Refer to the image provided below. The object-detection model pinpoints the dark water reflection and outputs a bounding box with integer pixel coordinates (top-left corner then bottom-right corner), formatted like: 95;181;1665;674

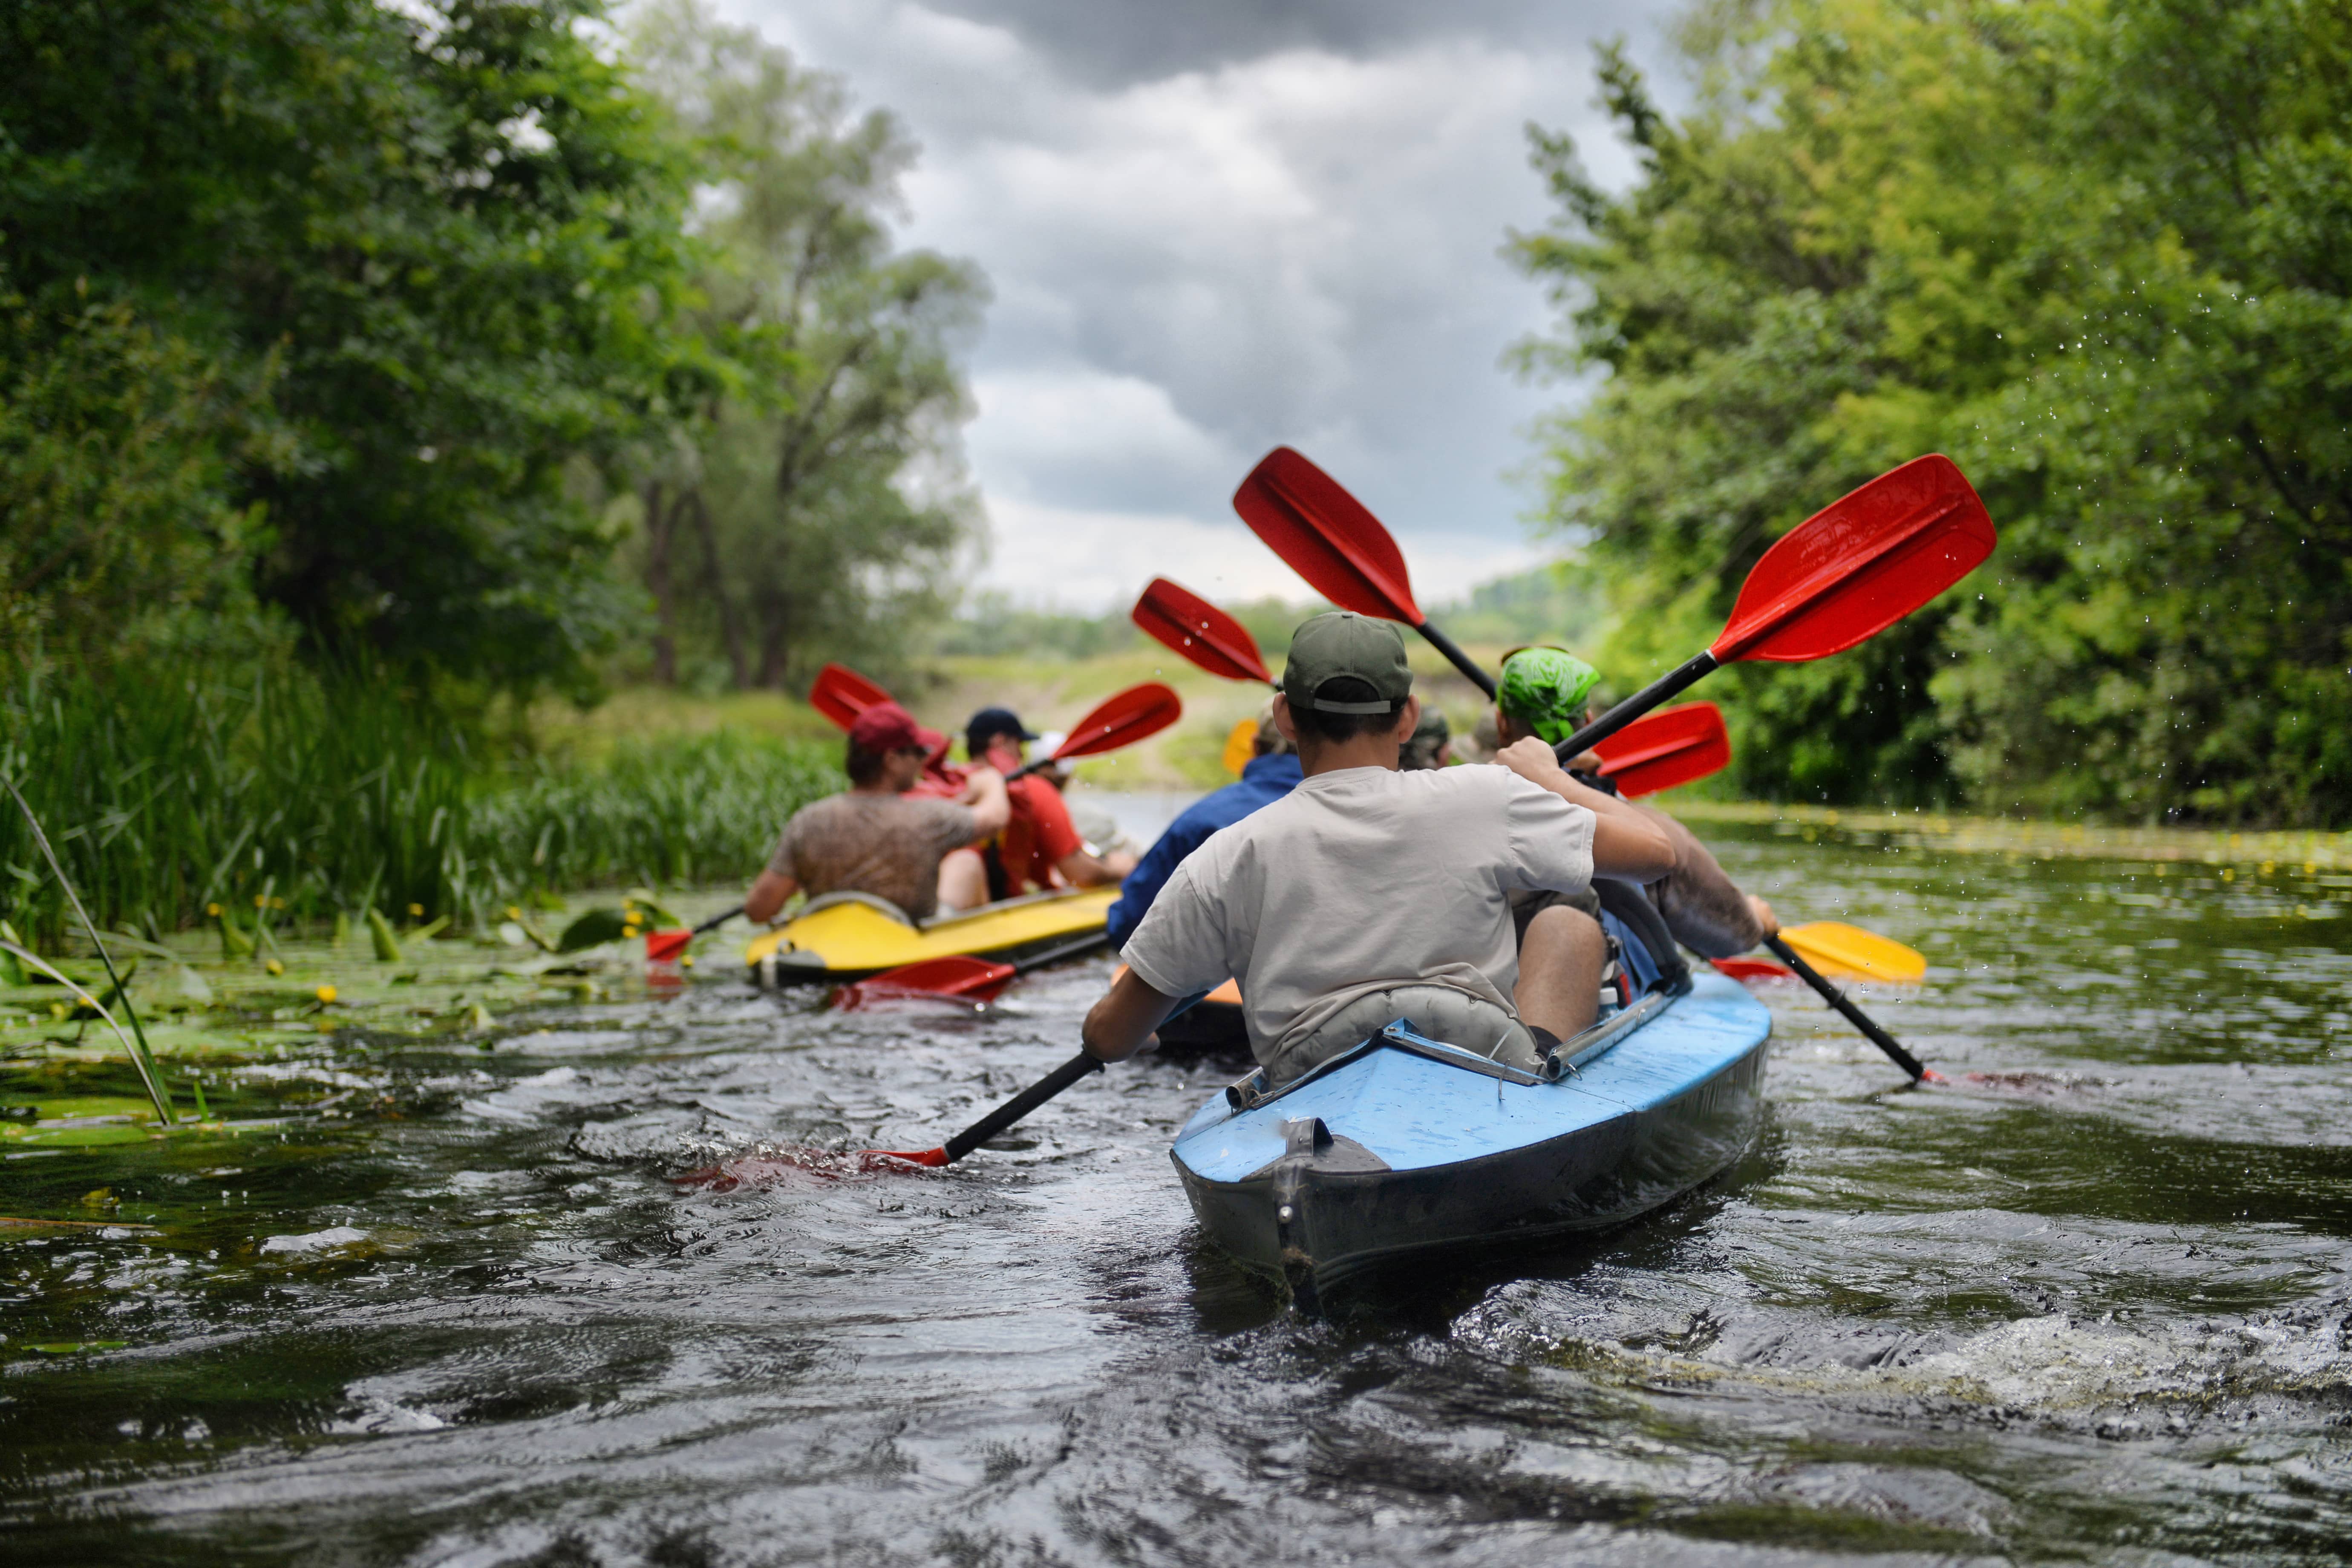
6;812;2352;1564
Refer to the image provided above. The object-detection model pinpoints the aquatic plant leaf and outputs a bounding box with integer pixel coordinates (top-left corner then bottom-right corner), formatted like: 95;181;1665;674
558;908;631;953
365;908;403;964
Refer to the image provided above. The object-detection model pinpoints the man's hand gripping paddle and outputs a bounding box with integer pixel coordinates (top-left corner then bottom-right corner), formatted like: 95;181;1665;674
1231;449;1499;697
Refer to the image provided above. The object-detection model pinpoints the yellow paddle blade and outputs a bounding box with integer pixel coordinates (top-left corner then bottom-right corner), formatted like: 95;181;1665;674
1221;718;1257;778
1778;921;1925;984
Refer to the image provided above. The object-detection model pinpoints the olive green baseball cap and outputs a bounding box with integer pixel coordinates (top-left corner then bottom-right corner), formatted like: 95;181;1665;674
1282;611;1412;713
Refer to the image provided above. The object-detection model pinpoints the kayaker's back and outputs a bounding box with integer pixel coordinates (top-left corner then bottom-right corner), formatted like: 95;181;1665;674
1122;763;1595;1063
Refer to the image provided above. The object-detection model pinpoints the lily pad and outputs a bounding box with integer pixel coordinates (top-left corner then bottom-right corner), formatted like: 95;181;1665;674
557;908;632;953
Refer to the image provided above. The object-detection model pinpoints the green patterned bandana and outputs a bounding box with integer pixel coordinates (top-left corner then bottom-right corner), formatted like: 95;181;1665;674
1497;647;1600;746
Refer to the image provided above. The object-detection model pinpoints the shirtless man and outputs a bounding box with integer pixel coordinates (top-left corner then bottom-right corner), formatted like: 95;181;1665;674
1081;612;1676;1084
743;703;1010;925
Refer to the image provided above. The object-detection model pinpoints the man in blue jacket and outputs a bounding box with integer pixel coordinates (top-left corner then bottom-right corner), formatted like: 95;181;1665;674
1105;705;1301;949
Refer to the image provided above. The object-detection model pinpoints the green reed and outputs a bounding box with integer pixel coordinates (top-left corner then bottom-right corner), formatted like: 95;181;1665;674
0;654;841;947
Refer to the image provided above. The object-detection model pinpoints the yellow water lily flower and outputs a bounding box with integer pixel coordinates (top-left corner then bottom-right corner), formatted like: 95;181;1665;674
265;958;284;976
408;903;424;918
316;985;337;1004
207;902;222;918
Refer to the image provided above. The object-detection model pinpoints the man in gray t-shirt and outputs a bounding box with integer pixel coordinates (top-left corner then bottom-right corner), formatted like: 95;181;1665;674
743;702;1009;925
1082;613;1677;1084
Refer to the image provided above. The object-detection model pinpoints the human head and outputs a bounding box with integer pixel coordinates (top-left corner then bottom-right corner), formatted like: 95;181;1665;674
846;702;944;791
1400;708;1452;770
1274;611;1417;761
1495;647;1601;747
964;706;1038;767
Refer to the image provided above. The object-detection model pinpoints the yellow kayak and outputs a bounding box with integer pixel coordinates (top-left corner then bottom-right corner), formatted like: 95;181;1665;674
745;887;1119;986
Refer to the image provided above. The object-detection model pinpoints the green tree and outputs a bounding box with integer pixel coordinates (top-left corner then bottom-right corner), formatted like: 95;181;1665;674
628;0;984;693
1512;0;2352;823
2;0;698;693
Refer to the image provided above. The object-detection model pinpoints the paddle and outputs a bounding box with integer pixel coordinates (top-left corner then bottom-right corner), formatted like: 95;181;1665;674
1780;921;1925;984
1231;448;1497;696
834;930;1112;1009
1133;578;1274;686
1764;934;1942;1082
1590;702;1730;799
688;906;741;938
1548;455;1996;764
1001;683;1183;781
1711;925;1926;985
868;1050;1107;1167
810;662;892;729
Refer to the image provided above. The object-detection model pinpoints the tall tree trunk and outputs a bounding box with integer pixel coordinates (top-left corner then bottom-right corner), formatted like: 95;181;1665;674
642;479;677;684
685;489;751;689
754;595;792;689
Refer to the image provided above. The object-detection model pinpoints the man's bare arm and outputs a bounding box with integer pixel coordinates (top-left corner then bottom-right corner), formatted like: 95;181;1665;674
1081;967;1179;1062
959;767;1012;838
1635;804;1778;956
744;868;798;925
1054;847;1139;888
1498;737;1675;882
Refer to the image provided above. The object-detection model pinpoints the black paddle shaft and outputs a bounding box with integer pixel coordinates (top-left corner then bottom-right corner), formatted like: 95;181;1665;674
1415;619;1498;699
1765;934;1928;1081
1552;650;1720;764
944;1051;1104;1162
691;905;743;937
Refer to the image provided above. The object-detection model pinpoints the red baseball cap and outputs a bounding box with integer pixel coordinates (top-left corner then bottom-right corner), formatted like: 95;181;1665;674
847;701;944;755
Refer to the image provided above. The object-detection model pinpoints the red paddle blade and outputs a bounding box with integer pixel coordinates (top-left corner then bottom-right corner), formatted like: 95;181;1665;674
834;956;1017;1009
868;1147;949;1167
1233;447;1423;625
810;663;893;730
1712;956;1796;981
1712;455;1995;664
1133;578;1271;684
1593;702;1732;798
1052;683;1182;760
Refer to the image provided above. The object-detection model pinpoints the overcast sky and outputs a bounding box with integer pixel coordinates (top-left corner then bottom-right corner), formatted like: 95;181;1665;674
710;0;1686;610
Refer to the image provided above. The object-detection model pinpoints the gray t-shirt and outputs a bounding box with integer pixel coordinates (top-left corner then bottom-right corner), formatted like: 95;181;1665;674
1121;764;1596;1064
767;792;979;921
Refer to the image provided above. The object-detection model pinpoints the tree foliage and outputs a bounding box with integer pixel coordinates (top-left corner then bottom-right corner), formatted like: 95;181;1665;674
627;0;984;694
1513;0;2352;824
3;0;698;692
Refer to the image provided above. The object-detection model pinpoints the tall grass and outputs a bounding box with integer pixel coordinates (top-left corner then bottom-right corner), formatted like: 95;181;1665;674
0;653;841;947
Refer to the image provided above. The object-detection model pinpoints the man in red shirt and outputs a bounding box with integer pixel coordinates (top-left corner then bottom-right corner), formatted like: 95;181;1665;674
937;706;1136;910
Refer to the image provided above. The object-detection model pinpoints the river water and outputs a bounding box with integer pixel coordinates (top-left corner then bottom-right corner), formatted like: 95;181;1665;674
5;805;2351;1564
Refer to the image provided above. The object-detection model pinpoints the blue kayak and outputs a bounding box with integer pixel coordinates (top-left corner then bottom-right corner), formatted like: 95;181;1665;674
1168;969;1773;1306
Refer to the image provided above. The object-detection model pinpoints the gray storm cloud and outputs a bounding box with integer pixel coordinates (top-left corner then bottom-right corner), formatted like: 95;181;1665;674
711;0;1683;608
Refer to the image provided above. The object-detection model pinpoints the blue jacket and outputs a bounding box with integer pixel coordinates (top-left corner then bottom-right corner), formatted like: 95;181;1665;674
1105;752;1303;948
